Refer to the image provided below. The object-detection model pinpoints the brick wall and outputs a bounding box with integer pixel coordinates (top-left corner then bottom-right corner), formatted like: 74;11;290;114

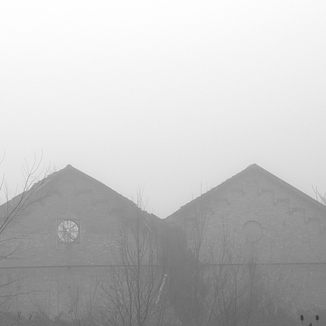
0;166;154;316
168;167;326;313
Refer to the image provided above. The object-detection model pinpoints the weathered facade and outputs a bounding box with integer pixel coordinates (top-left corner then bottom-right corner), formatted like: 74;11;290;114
167;164;326;316
1;163;326;323
0;165;160;317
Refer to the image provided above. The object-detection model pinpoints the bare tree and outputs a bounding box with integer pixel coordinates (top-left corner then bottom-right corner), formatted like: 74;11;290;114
313;187;326;205
0;154;52;307
203;250;262;326
98;194;175;326
167;204;213;326
0;153;51;237
168;204;295;326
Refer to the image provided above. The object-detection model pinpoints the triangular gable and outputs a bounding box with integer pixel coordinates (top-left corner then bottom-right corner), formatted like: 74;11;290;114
168;164;326;218
0;164;157;224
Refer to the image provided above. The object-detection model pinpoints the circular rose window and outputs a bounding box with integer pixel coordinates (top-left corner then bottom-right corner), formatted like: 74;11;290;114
242;220;263;243
58;220;79;243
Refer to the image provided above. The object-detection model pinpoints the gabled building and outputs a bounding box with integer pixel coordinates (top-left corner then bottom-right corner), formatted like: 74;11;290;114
167;164;326;316
0;165;161;317
2;163;325;323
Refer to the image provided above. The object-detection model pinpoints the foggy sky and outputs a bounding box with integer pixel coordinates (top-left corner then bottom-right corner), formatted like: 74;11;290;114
1;0;326;217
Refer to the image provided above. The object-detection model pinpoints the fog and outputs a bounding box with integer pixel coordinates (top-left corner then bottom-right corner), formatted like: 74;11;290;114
1;0;326;217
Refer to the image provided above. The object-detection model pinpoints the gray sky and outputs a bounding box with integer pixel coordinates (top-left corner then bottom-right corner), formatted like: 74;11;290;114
1;0;326;217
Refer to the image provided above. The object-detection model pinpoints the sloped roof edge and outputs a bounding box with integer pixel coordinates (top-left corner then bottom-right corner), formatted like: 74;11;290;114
167;163;326;217
50;164;146;209
1;164;157;219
